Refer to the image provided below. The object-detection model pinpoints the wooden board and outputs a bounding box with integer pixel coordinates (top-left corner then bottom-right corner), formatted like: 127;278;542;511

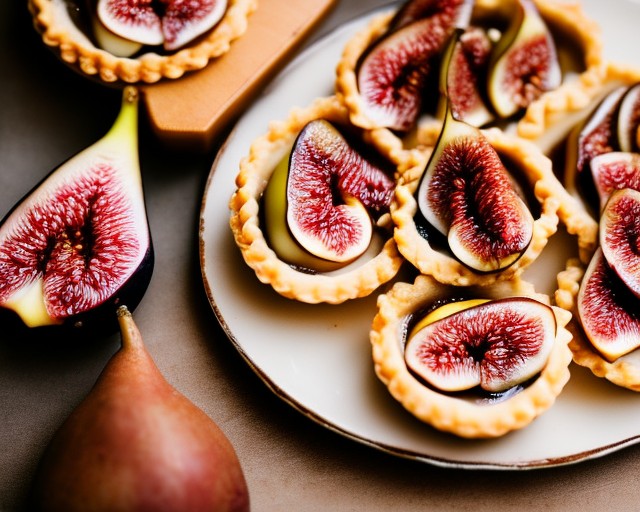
141;0;337;151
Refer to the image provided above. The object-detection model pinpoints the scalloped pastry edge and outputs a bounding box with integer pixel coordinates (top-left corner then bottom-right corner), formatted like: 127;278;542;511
28;0;257;83
229;95;407;304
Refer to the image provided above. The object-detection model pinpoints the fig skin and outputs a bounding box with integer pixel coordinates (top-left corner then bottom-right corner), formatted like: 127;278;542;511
29;306;250;512
0;87;153;335
487;0;561;119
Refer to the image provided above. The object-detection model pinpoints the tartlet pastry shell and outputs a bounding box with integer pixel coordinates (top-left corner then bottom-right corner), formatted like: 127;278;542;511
229;96;405;304
392;127;570;286
28;0;257;83
370;273;573;439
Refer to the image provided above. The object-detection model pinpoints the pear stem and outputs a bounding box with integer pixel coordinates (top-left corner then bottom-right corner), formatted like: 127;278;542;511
116;305;142;351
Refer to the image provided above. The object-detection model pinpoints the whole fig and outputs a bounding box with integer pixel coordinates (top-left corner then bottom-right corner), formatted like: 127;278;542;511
29;306;249;512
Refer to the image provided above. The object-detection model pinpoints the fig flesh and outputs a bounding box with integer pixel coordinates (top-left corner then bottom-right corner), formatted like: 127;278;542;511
29;306;250;512
0;87;152;332
600;188;640;298
487;0;561;119
405;297;557;393
438;27;494;127
355;0;470;131
263;119;394;272
590;151;640;210
617;83;640;153
97;0;227;51
416;106;534;272
577;248;640;361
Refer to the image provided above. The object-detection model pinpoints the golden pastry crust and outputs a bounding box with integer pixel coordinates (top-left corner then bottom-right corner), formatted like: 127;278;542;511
28;0;256;83
229;96;405;304
392;127;566;286
370;274;573;439
556;258;640;391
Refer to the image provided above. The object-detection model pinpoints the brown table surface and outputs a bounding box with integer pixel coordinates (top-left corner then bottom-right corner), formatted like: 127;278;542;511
3;1;640;511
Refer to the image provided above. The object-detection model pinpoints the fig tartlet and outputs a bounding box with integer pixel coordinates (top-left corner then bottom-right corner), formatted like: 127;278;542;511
392;125;569;286
371;273;573;438
335;0;603;159
552;73;640;390
28;0;256;83
229;96;406;304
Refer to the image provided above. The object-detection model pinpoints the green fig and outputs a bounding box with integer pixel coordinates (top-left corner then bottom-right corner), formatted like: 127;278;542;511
29;306;250;512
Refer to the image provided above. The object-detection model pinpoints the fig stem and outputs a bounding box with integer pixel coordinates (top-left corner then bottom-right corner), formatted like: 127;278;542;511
106;86;139;145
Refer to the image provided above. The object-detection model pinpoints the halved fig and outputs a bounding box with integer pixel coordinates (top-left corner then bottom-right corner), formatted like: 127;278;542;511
563;87;626;204
438;26;494;127
405;297;557;392
355;0;470;131
487;0;561;119
97;0;227;51
590;151;640;210
263;119;394;272
600;188;640;297
0;87;153;333
617;83;640;153
577;248;640;361
416;106;534;272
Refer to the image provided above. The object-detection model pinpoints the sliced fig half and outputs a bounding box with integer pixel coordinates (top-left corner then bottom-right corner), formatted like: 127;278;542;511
416;107;534;272
438;26;494;127
405;297;557;392
0;87;153;332
355;0;470;131
97;0;227;51
487;0;561;119
563;87;626;204
617;83;640;153
263;120;395;272
590;151;640;210
600;188;640;297
577;248;640;361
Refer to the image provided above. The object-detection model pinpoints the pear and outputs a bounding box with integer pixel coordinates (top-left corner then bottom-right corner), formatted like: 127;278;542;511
29;306;249;512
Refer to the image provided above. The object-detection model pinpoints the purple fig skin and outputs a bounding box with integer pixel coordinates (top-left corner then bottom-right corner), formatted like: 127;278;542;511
29;307;250;512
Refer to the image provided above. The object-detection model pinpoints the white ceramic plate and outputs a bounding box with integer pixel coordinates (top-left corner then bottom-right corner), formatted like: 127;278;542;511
200;0;640;469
